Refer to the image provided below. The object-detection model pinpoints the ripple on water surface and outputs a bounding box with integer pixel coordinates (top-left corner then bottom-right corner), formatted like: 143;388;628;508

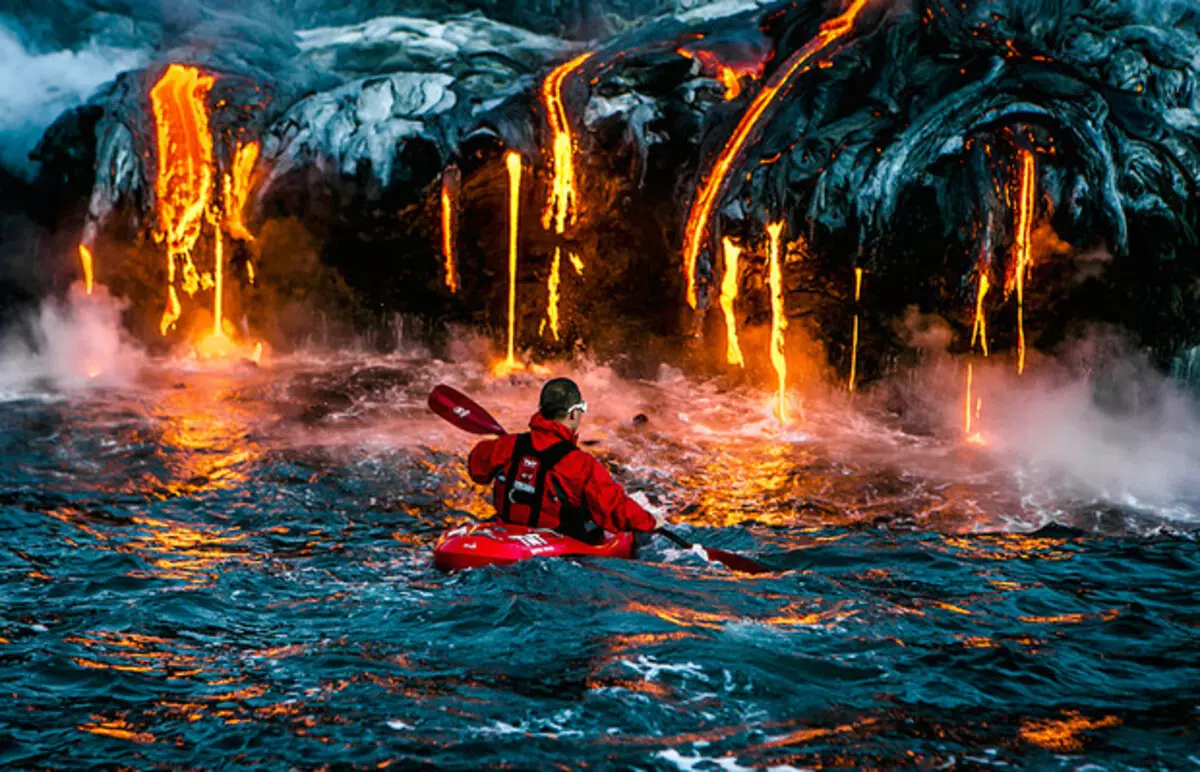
0;358;1197;768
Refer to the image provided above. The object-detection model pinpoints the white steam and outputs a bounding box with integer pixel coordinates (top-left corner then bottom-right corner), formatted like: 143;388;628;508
0;24;146;176
973;354;1200;521
0;283;145;396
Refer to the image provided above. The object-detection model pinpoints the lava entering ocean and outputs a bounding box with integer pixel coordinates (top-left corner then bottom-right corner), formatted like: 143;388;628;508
146;64;262;360
681;0;870;309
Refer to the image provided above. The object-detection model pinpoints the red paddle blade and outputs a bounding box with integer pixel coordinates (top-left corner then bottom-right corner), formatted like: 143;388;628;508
704;548;771;575
428;384;507;435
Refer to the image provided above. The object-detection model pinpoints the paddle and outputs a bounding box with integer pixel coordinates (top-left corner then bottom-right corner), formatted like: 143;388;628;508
427;383;771;575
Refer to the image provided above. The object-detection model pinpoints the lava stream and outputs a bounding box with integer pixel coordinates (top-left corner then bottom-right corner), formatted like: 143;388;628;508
848;267;863;392
441;166;460;294
719;237;744;367
1010;149;1037;374
503;151;523;372
541;51;593;340
767;221;788;424
681;0;870;309
150;64;216;335
78;244;95;295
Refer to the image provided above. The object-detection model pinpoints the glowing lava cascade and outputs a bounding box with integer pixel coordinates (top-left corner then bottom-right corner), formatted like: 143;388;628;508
147;63;263;358
1009;149;1037;374
719;237;744;367
78;245;95;295
681;0;870;309
502;151;523;373
848;267;863;392
541;52;593;340
767;221;788;423
441;166;461;294
151;64;216;336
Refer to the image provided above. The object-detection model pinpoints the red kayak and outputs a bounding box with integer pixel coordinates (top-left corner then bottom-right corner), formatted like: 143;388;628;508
433;522;636;572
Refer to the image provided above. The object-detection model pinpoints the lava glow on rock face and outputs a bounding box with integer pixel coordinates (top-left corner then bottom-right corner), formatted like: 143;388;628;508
150;64;216;336
681;0;871;310
540;51;593;341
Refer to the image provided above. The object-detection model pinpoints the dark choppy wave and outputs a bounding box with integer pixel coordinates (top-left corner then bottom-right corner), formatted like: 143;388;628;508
1;357;1197;768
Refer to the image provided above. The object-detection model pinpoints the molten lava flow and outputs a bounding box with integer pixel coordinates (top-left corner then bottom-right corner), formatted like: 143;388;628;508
504;151;523;371
440;166;460;293
964;269;991;443
676;48;760;100
150;64;216;335
541;51;593;340
681;0;870;309
1009;149;1037;374
719;237;744;367
767;221;788;423
971;273;991;357
224;141;259;243
78;244;95;295
848;267;863;392
964;364;986;445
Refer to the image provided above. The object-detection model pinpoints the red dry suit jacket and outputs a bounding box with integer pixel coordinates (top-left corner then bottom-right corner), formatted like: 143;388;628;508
467;412;656;534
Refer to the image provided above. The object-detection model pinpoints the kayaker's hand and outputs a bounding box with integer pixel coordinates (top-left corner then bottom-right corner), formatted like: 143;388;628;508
652;510;671;530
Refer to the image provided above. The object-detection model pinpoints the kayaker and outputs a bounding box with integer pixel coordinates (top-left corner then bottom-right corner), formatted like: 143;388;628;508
467;377;668;541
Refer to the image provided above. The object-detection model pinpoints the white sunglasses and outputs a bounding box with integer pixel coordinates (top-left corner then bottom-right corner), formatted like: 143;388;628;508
567;400;588;416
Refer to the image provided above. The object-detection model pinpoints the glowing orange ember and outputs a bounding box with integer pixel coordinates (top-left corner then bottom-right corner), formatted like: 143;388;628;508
1010;148;1036;374
767;221;788;423
681;0;870;309
541;51;593;339
848;267;863;392
150;64;216;334
441;166;460;293
503;151;523;372
719;237;744;367
78;244;95;295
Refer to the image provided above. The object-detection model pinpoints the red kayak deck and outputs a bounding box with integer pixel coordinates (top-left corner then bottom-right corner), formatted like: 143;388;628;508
433;522;635;572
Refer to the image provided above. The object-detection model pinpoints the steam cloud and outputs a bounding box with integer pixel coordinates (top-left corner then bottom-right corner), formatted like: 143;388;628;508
0;282;145;395
0;22;146;177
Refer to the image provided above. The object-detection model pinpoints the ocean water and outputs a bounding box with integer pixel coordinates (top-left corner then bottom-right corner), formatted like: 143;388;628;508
0;356;1197;769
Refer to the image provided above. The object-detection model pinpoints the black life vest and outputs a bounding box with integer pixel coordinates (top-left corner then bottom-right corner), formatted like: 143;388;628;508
494;433;590;538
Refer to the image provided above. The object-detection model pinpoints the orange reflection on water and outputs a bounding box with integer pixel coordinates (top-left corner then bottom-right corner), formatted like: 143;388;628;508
66;630;210;678
78;716;156;744
128;515;252;584
941;534;1073;561
1019;711;1120;751
753;717;878;751
1019;608;1118;625
624;600;732;630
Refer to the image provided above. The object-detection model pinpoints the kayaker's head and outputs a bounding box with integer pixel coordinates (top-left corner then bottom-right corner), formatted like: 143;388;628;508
539;377;586;433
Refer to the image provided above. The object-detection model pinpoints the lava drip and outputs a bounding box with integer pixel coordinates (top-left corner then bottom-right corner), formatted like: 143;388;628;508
719;237;744;367
441;166;460;294
501;151;523;374
540;52;593;341
150;64;216;336
1009;149;1037;374
681;0;870;309
78;244;95;295
848;267;863;392
766;221;788;424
